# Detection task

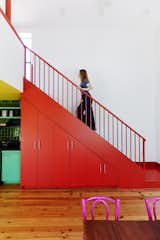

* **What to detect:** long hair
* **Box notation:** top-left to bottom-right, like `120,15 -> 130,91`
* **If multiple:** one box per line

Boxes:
80,69 -> 89,82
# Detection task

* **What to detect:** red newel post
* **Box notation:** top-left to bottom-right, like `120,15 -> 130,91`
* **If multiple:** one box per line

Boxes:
6,0 -> 11,22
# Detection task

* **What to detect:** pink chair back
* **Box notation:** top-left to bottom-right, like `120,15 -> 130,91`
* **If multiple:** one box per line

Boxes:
145,197 -> 160,221
82,196 -> 120,221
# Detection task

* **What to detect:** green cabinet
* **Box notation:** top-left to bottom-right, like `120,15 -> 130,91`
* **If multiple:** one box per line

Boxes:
2,151 -> 20,184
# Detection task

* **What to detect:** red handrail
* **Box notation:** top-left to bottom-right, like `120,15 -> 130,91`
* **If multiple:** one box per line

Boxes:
25,46 -> 145,140
24,46 -> 146,162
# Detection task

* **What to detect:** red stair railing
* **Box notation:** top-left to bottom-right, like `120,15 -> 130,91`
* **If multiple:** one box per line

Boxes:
24,46 -> 146,163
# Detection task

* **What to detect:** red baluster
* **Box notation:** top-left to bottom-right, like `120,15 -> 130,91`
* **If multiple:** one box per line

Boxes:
24,47 -> 26,79
62,77 -> 64,107
90,97 -> 92,130
143,139 -> 145,162
108,112 -> 110,142
134,133 -> 137,162
117,119 -> 119,149
58,73 -> 60,103
53,70 -> 54,99
126,126 -> 127,156
94,102 -> 96,131
34,54 -> 36,85
48,66 -> 50,96
30,64 -> 33,83
130,129 -> 132,160
72,84 -> 74,114
112,116 -> 114,146
29,50 -> 32,81
121,122 -> 123,153
43,63 -> 45,91
103,110 -> 105,138
39,58 -> 41,89
76,88 -> 78,110
85,94 -> 87,126
139,136 -> 141,162
99,105 -> 101,135
67,80 -> 69,111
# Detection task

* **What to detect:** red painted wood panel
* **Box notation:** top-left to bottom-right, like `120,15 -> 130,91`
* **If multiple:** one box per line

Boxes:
69,138 -> 99,187
37,113 -> 55,187
21,99 -> 38,188
51,124 -> 70,187
101,162 -> 119,187
6,0 -> 11,22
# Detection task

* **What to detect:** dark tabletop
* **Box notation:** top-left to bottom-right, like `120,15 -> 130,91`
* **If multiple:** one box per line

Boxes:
84,220 -> 160,240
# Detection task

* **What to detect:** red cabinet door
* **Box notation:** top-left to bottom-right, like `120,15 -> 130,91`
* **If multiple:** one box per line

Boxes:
69,138 -> 118,187
70,138 -> 102,187
51,124 -> 70,187
86,152 -> 103,187
37,113 -> 55,187
100,162 -> 118,187
38,114 -> 70,187
21,99 -> 38,188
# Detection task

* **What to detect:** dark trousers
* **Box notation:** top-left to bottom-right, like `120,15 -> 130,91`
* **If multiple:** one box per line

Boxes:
77,94 -> 96,130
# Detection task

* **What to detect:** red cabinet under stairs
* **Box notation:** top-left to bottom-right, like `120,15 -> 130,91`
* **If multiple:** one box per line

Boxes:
21,80 -> 160,189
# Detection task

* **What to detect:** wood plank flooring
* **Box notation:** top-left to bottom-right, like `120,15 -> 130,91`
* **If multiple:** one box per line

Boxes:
0,185 -> 160,239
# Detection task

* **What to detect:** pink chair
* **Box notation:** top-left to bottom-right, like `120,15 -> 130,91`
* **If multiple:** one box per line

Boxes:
82,196 -> 120,221
145,197 -> 160,221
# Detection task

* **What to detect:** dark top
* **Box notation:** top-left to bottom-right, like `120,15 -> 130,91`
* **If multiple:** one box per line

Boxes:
80,79 -> 90,96
84,220 -> 160,240
80,79 -> 89,89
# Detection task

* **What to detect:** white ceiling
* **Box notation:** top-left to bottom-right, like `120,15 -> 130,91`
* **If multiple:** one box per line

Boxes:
12,0 -> 160,27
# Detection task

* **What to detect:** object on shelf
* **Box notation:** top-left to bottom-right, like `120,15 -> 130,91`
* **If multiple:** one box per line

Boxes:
2,110 -> 7,117
9,110 -> 13,117
0,101 -> 21,120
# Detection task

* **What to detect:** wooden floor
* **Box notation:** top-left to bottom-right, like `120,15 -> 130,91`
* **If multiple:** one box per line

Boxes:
0,185 -> 160,240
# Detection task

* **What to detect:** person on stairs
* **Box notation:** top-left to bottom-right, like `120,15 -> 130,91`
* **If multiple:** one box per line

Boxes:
77,69 -> 96,130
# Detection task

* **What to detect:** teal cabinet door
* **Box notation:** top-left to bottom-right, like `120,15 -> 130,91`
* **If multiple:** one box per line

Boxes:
2,151 -> 20,184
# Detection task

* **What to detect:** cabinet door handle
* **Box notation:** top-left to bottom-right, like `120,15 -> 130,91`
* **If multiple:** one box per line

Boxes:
71,140 -> 74,151
38,140 -> 41,150
99,163 -> 102,175
67,140 -> 70,152
34,140 -> 37,150
104,163 -> 106,175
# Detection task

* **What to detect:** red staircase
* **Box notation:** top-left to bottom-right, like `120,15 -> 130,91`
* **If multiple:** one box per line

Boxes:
1,7 -> 160,188
21,46 -> 148,188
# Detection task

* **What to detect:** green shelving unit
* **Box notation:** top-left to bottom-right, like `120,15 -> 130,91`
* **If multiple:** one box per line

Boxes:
2,151 -> 20,184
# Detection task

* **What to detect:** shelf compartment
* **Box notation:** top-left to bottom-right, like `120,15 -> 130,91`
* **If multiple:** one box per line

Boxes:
0,117 -> 20,119
0,107 -> 20,110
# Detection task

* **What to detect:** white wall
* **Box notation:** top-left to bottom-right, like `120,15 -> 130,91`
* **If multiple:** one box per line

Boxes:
155,78 -> 160,162
0,0 -> 6,13
0,12 -> 24,91
155,27 -> 160,162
